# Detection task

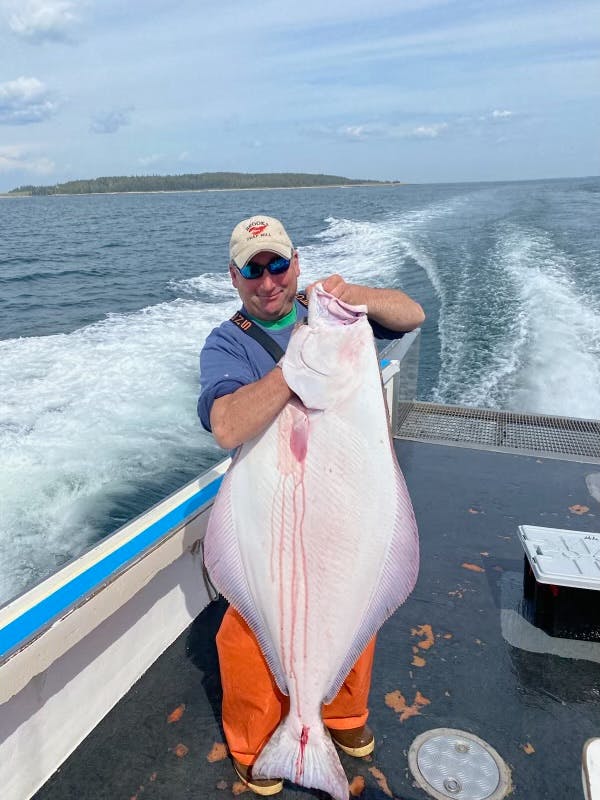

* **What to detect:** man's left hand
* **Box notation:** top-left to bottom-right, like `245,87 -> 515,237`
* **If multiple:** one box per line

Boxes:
306,274 -> 351,301
304,275 -> 425,332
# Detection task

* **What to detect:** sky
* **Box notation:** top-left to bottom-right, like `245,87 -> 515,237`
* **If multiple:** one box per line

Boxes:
0,0 -> 598,191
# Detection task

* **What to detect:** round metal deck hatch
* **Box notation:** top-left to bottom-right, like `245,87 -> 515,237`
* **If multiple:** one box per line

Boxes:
408,729 -> 511,800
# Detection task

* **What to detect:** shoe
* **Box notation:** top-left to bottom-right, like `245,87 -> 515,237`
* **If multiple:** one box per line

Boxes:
330,724 -> 375,757
233,759 -> 283,796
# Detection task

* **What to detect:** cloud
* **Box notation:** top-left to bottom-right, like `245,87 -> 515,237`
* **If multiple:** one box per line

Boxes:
4,0 -> 80,42
0,144 -> 55,174
332,120 -> 450,141
0,77 -> 58,124
410,122 -> 449,138
90,107 -> 132,134
323,112 -> 518,143
473,110 -> 516,125
338,125 -> 375,140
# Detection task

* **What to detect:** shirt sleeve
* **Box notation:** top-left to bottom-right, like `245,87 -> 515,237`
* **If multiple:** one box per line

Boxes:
368,318 -> 406,341
197,326 -> 258,432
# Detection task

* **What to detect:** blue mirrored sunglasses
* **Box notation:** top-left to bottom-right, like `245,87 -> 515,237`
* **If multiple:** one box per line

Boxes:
236,255 -> 292,280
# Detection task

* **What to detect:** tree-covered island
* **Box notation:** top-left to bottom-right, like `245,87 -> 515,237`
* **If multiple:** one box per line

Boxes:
7,172 -> 397,196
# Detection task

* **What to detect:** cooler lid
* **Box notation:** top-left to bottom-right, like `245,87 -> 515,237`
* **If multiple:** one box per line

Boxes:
519,525 -> 600,590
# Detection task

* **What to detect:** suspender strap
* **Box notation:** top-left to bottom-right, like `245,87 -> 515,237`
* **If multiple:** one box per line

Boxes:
230,310 -> 285,362
229,294 -> 310,363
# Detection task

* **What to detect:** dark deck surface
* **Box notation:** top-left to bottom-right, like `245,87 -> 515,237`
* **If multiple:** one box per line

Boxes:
35,441 -> 600,800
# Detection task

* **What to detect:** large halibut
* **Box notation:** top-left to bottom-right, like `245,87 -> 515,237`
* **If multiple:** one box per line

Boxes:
204,284 -> 419,800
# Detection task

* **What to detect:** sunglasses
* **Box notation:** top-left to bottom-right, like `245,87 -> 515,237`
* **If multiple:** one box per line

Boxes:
236,255 -> 292,280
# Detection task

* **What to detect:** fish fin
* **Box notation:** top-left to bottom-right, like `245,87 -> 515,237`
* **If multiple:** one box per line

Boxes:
253,716 -> 349,800
204,469 -> 288,694
324,459 -> 420,703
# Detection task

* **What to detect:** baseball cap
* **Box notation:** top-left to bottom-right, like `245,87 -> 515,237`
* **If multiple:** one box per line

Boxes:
229,215 -> 294,268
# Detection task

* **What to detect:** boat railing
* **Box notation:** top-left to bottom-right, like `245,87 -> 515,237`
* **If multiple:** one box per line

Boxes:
379,328 -> 421,432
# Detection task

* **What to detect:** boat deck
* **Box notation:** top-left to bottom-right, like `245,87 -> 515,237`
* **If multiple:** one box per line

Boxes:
34,439 -> 600,800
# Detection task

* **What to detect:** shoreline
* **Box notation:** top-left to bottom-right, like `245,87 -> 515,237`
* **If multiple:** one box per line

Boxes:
0,182 -> 402,199
2,175 -> 595,199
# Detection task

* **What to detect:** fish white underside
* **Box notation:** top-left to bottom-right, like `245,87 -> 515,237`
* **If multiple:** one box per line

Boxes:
205,287 -> 419,800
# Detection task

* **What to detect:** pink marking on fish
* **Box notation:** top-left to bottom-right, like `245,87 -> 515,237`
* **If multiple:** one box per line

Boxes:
290,416 -> 309,462
271,406 -> 310,678
289,438 -> 308,681
278,488 -> 288,672
295,725 -> 310,782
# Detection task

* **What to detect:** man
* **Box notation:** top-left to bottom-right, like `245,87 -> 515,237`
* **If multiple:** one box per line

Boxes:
198,215 -> 424,795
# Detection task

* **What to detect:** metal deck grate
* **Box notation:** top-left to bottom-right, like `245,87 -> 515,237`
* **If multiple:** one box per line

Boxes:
396,401 -> 600,462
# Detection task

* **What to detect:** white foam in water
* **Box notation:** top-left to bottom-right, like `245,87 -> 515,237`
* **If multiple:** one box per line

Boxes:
395,192 -> 600,420
433,231 -> 533,411
299,215 -> 402,285
0,278 -> 239,605
168,272 -> 235,301
390,197 -> 472,299
299,198 -> 465,292
493,225 -> 600,418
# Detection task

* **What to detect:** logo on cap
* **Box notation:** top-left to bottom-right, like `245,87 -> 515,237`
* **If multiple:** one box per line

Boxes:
247,223 -> 268,236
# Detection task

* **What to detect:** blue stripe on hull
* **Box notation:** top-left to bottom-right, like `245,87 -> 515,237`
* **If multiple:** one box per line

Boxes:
0,476 -> 223,661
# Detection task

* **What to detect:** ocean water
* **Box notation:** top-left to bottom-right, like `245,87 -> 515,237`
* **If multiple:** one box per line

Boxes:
1,177 -> 599,605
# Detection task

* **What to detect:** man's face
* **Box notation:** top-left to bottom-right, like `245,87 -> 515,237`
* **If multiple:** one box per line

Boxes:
230,250 -> 300,321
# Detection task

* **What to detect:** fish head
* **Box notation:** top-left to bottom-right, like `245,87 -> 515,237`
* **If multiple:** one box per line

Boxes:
282,284 -> 371,410
308,282 -> 367,327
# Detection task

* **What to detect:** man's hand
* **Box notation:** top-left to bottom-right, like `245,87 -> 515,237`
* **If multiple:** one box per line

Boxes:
305,275 -> 425,332
305,274 -> 350,301
210,366 -> 294,451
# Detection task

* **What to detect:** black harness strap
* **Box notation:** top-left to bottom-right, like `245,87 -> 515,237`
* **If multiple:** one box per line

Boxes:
229,293 -> 309,363
230,311 -> 285,362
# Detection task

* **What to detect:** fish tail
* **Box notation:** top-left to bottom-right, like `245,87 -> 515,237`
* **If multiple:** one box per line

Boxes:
253,716 -> 349,800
